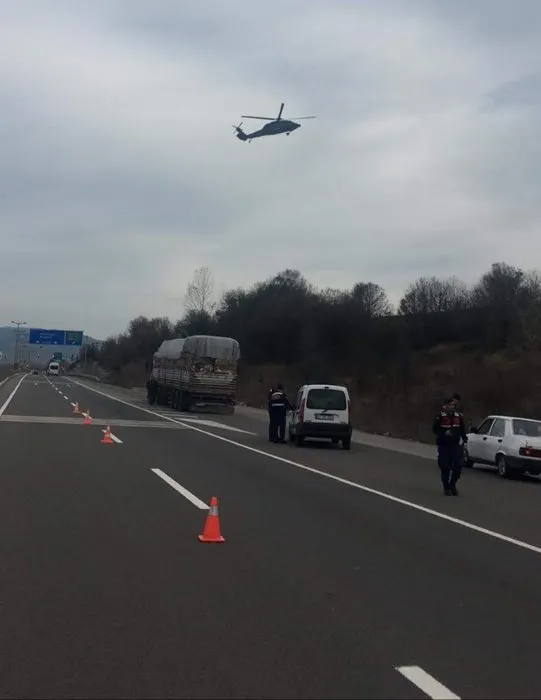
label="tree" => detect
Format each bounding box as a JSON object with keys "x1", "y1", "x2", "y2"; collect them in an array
[
  {"x1": 350, "y1": 282, "x2": 393, "y2": 317},
  {"x1": 184, "y1": 266, "x2": 216, "y2": 315},
  {"x1": 472, "y1": 263, "x2": 541, "y2": 348},
  {"x1": 399, "y1": 276, "x2": 470, "y2": 315}
]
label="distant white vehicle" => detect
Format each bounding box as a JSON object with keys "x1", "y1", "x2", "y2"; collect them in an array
[
  {"x1": 47, "y1": 362, "x2": 60, "y2": 376},
  {"x1": 464, "y1": 415, "x2": 541, "y2": 478}
]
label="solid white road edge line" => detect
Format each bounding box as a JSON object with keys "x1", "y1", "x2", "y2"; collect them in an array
[
  {"x1": 68, "y1": 378, "x2": 541, "y2": 557},
  {"x1": 396, "y1": 666, "x2": 460, "y2": 700},
  {"x1": 151, "y1": 468, "x2": 209, "y2": 510},
  {"x1": 102, "y1": 428, "x2": 123, "y2": 444},
  {"x1": 0, "y1": 374, "x2": 27, "y2": 417}
]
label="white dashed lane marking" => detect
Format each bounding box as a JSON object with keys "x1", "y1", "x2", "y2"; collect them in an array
[{"x1": 396, "y1": 666, "x2": 460, "y2": 699}]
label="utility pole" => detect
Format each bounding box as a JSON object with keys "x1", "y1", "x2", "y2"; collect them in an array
[{"x1": 11, "y1": 320, "x2": 27, "y2": 369}]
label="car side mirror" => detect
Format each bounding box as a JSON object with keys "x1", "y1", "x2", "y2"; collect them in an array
[{"x1": 469, "y1": 426, "x2": 478, "y2": 434}]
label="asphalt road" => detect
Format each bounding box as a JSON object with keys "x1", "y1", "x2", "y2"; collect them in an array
[{"x1": 1, "y1": 375, "x2": 541, "y2": 699}]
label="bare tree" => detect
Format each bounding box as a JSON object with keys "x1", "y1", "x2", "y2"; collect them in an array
[
  {"x1": 399, "y1": 276, "x2": 470, "y2": 315},
  {"x1": 350, "y1": 282, "x2": 394, "y2": 316},
  {"x1": 184, "y1": 266, "x2": 216, "y2": 314}
]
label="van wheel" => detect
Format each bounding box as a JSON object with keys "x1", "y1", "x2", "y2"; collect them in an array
[
  {"x1": 342, "y1": 437, "x2": 351, "y2": 450},
  {"x1": 295, "y1": 435, "x2": 305, "y2": 447},
  {"x1": 288, "y1": 430, "x2": 295, "y2": 442},
  {"x1": 331, "y1": 438, "x2": 339, "y2": 444}
]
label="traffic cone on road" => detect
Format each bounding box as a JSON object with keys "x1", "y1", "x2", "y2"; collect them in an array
[
  {"x1": 83, "y1": 410, "x2": 92, "y2": 425},
  {"x1": 72, "y1": 402, "x2": 80, "y2": 414},
  {"x1": 198, "y1": 497, "x2": 226, "y2": 543},
  {"x1": 101, "y1": 425, "x2": 114, "y2": 444}
]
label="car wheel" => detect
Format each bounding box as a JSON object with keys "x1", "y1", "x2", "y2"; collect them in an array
[
  {"x1": 342, "y1": 437, "x2": 351, "y2": 450},
  {"x1": 295, "y1": 434, "x2": 305, "y2": 447},
  {"x1": 497, "y1": 454, "x2": 514, "y2": 479}
]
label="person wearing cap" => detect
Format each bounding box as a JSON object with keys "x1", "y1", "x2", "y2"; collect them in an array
[
  {"x1": 432, "y1": 396, "x2": 468, "y2": 496},
  {"x1": 268, "y1": 383, "x2": 293, "y2": 443}
]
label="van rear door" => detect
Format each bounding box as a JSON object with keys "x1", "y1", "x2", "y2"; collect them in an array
[{"x1": 304, "y1": 386, "x2": 348, "y2": 424}]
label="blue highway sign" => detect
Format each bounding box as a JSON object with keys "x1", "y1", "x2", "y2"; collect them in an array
[{"x1": 28, "y1": 329, "x2": 84, "y2": 346}]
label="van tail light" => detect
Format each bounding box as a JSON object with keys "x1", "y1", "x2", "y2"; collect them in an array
[
  {"x1": 299, "y1": 398, "x2": 306, "y2": 423},
  {"x1": 348, "y1": 399, "x2": 351, "y2": 415}
]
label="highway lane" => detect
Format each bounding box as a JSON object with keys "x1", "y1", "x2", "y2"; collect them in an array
[
  {"x1": 1, "y1": 375, "x2": 541, "y2": 698},
  {"x1": 68, "y1": 378, "x2": 541, "y2": 551}
]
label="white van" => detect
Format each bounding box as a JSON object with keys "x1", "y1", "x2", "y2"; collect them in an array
[
  {"x1": 47, "y1": 362, "x2": 60, "y2": 376},
  {"x1": 287, "y1": 384, "x2": 352, "y2": 450}
]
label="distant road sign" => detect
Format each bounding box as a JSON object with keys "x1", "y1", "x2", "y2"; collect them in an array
[
  {"x1": 65, "y1": 330, "x2": 84, "y2": 346},
  {"x1": 28, "y1": 329, "x2": 83, "y2": 346},
  {"x1": 53, "y1": 352, "x2": 63, "y2": 360}
]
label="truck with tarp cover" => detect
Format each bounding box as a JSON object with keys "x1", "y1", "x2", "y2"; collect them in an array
[{"x1": 146, "y1": 334, "x2": 240, "y2": 413}]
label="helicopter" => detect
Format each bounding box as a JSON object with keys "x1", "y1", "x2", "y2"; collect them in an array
[{"x1": 233, "y1": 102, "x2": 316, "y2": 142}]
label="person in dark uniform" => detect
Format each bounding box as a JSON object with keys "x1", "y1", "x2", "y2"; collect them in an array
[
  {"x1": 268, "y1": 383, "x2": 293, "y2": 443},
  {"x1": 432, "y1": 397, "x2": 468, "y2": 496}
]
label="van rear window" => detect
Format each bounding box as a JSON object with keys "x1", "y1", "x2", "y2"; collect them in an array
[{"x1": 306, "y1": 389, "x2": 346, "y2": 411}]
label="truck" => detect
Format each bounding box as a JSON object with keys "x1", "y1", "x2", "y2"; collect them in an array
[{"x1": 146, "y1": 334, "x2": 240, "y2": 414}]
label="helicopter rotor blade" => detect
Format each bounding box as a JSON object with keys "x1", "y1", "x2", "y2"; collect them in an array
[
  {"x1": 240, "y1": 115, "x2": 274, "y2": 120},
  {"x1": 288, "y1": 116, "x2": 316, "y2": 120},
  {"x1": 277, "y1": 102, "x2": 284, "y2": 120}
]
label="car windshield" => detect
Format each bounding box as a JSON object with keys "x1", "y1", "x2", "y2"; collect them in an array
[
  {"x1": 512, "y1": 419, "x2": 541, "y2": 437},
  {"x1": 306, "y1": 388, "x2": 346, "y2": 411}
]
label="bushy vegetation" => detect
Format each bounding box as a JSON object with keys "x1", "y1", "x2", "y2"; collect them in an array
[{"x1": 89, "y1": 262, "x2": 541, "y2": 442}]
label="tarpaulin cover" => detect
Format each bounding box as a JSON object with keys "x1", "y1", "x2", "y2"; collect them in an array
[
  {"x1": 154, "y1": 338, "x2": 186, "y2": 359},
  {"x1": 182, "y1": 335, "x2": 241, "y2": 361}
]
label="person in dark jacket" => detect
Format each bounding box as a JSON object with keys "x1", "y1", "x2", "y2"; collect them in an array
[
  {"x1": 433, "y1": 397, "x2": 468, "y2": 496},
  {"x1": 268, "y1": 383, "x2": 293, "y2": 443}
]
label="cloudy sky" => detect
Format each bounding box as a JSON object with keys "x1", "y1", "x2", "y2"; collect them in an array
[{"x1": 1, "y1": 0, "x2": 540, "y2": 339}]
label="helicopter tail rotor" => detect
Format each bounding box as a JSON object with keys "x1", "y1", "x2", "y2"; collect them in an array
[{"x1": 232, "y1": 121, "x2": 248, "y2": 141}]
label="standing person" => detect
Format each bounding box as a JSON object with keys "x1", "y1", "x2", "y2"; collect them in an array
[
  {"x1": 268, "y1": 383, "x2": 293, "y2": 443},
  {"x1": 432, "y1": 397, "x2": 468, "y2": 496}
]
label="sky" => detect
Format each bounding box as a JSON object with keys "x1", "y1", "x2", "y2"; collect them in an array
[{"x1": 1, "y1": 0, "x2": 540, "y2": 340}]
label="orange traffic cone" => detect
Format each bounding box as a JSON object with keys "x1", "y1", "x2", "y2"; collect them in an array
[
  {"x1": 72, "y1": 402, "x2": 80, "y2": 414},
  {"x1": 198, "y1": 497, "x2": 226, "y2": 543},
  {"x1": 101, "y1": 426, "x2": 114, "y2": 444},
  {"x1": 83, "y1": 410, "x2": 92, "y2": 425}
]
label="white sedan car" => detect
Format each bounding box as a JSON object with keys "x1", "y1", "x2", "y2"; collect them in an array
[{"x1": 464, "y1": 415, "x2": 541, "y2": 478}]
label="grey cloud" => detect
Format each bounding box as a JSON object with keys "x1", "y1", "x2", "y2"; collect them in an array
[
  {"x1": 1, "y1": 1, "x2": 541, "y2": 339},
  {"x1": 482, "y1": 72, "x2": 541, "y2": 111}
]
